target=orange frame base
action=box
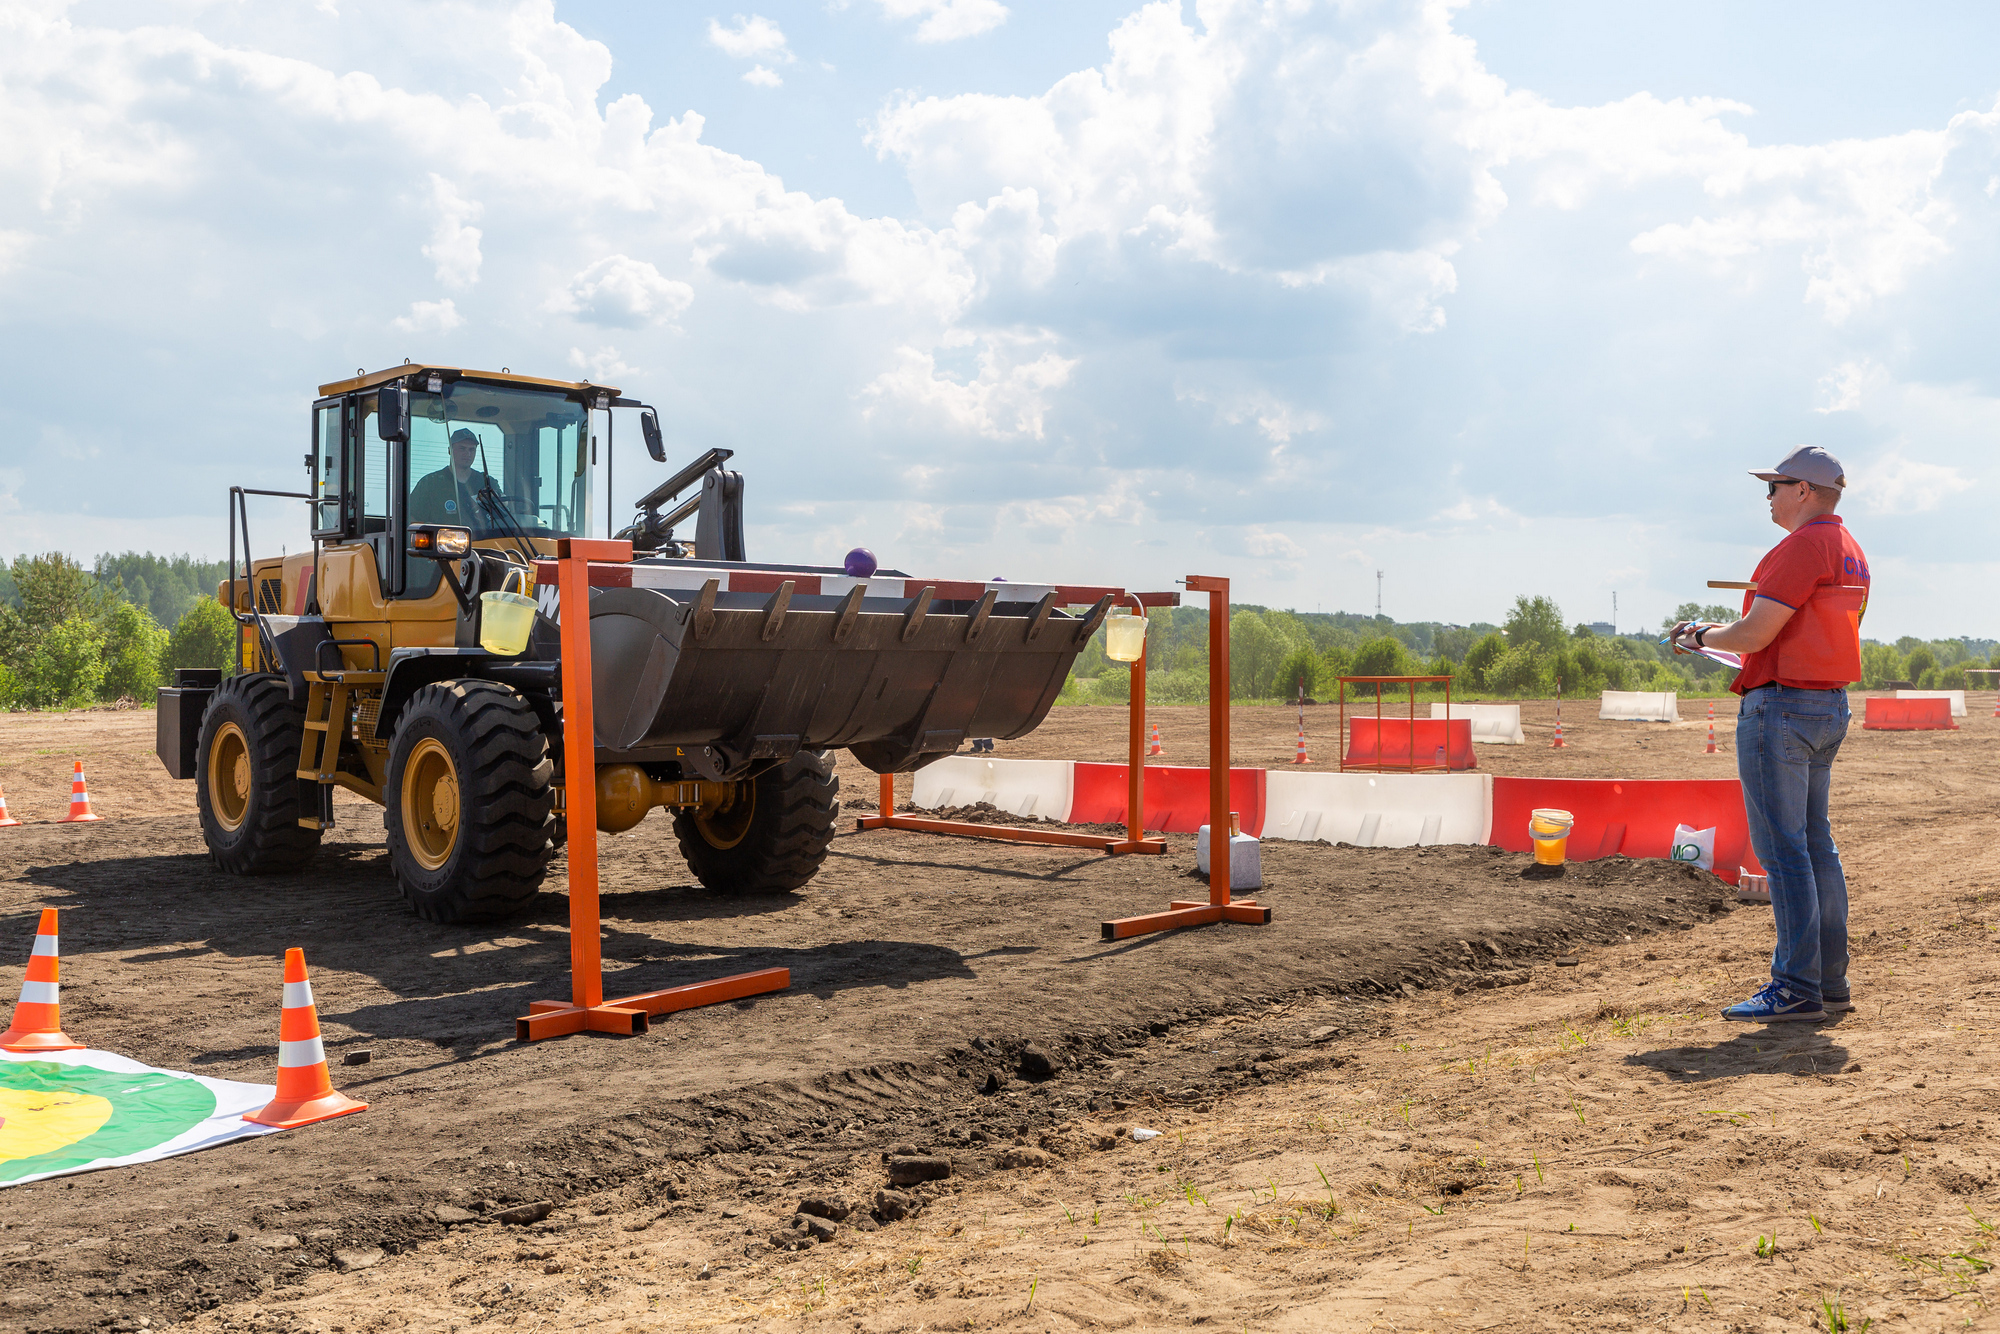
[516,538,790,1044]
[856,809,1163,854]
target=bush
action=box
[1349,636,1420,680]
[15,616,107,709]
[165,598,238,679]
[1275,646,1318,701]
[1460,632,1505,690]
[1861,642,1904,688]
[1486,644,1546,696]
[1938,665,1968,691]
[100,601,168,701]
[1904,646,1937,682]
[1503,596,1566,653]
[0,663,17,710]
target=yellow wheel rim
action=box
[207,721,251,832]
[402,737,461,871]
[693,782,756,850]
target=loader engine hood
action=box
[535,560,1120,779]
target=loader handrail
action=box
[227,486,314,675]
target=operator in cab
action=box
[410,428,498,530]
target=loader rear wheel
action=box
[385,680,554,923]
[195,673,322,874]
[674,749,838,894]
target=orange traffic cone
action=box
[246,948,367,1129]
[0,909,82,1051]
[1292,725,1311,764]
[0,784,18,828]
[1705,701,1718,754]
[57,760,100,823]
[1147,722,1163,756]
[1551,717,1566,749]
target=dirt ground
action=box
[0,692,1995,1332]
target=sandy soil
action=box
[0,690,1994,1332]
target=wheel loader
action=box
[154,363,1118,923]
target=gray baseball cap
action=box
[1751,445,1845,489]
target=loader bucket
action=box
[582,577,1111,778]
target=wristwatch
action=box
[1694,626,1709,647]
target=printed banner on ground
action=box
[0,1048,279,1186]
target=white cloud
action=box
[1814,359,1875,413]
[1242,527,1305,561]
[391,298,464,333]
[863,332,1075,439]
[707,14,791,61]
[1858,451,1975,514]
[421,175,483,288]
[568,345,640,383]
[879,0,1008,43]
[742,64,782,88]
[552,255,694,328]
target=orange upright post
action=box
[517,539,788,1042]
[0,784,18,828]
[1705,700,1718,753]
[1551,681,1566,749]
[1100,575,1269,939]
[246,947,366,1128]
[57,760,100,823]
[0,909,81,1051]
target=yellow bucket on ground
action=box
[1528,807,1574,866]
[479,569,536,656]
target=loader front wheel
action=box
[674,749,838,894]
[385,680,554,923]
[195,673,322,874]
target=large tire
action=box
[195,673,322,874]
[384,680,554,923]
[673,749,838,894]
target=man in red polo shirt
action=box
[1670,446,1869,1023]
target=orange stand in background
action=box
[859,592,1173,857]
[1099,575,1272,941]
[516,538,788,1042]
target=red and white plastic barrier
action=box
[1428,703,1525,744]
[911,755,1075,821]
[1342,718,1478,770]
[1895,689,1966,718]
[1599,691,1680,722]
[1863,697,1957,730]
[905,755,1761,880]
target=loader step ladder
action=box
[295,671,384,831]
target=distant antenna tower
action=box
[1612,591,1618,635]
[1375,570,1384,618]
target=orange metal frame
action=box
[516,538,789,1042]
[1098,575,1273,941]
[857,592,1170,857]
[1337,674,1456,775]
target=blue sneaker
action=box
[1722,983,1823,1023]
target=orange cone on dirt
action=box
[57,760,100,824]
[0,909,82,1052]
[1551,718,1566,749]
[0,784,18,828]
[1705,701,1718,754]
[1147,722,1163,756]
[1292,725,1311,764]
[246,948,367,1129]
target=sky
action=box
[2,0,1996,641]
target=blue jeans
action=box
[1736,685,1851,1003]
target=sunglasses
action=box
[1766,478,1802,497]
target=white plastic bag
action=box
[1670,824,1716,872]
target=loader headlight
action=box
[408,524,472,558]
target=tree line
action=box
[0,553,235,710]
[1062,595,1997,705]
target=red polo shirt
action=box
[1732,515,1870,694]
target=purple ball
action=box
[843,547,878,579]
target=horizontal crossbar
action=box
[515,968,789,1042]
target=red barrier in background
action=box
[1072,763,1267,837]
[1343,718,1478,771]
[1489,777,1763,886]
[1863,697,1956,731]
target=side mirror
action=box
[407,524,470,559]
[640,408,664,462]
[378,383,410,443]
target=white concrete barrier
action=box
[1429,702,1526,744]
[1896,689,1967,717]
[1599,690,1680,722]
[910,755,1074,822]
[1262,771,1493,848]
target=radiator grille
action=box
[355,697,383,745]
[256,578,284,614]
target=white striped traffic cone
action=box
[0,784,18,828]
[1292,725,1311,764]
[57,760,100,824]
[0,909,82,1051]
[1705,701,1718,754]
[1147,722,1163,756]
[246,948,367,1129]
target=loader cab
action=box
[310,369,597,607]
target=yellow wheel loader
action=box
[156,364,1115,923]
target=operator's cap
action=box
[450,427,480,446]
[1751,445,1846,489]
